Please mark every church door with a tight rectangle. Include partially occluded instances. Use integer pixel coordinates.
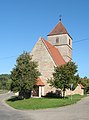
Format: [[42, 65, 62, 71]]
[[33, 86, 39, 96]]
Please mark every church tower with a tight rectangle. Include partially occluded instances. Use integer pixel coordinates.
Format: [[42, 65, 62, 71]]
[[47, 21, 72, 62]]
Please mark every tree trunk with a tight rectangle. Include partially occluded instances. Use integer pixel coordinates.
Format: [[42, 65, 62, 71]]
[[63, 87, 66, 98]]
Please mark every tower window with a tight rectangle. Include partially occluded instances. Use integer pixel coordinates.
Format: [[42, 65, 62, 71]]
[[56, 37, 59, 43], [69, 39, 71, 45]]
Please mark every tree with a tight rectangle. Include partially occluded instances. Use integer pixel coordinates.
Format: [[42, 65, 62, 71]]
[[11, 51, 40, 99], [0, 74, 11, 90], [48, 62, 79, 97], [79, 77, 89, 94]]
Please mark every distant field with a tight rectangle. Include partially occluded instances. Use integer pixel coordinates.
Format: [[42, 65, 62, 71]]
[[6, 94, 85, 110], [0, 90, 8, 94]]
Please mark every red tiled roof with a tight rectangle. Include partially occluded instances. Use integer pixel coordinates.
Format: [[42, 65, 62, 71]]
[[36, 78, 44, 86], [41, 37, 66, 66], [48, 21, 69, 36]]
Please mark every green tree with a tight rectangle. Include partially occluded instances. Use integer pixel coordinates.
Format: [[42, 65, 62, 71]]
[[6, 79, 12, 90], [48, 62, 79, 97], [0, 74, 11, 90], [11, 51, 40, 99], [79, 77, 89, 94]]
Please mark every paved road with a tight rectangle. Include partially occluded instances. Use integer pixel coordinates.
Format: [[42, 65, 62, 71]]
[[27, 96, 89, 120], [0, 93, 33, 120], [0, 93, 89, 120]]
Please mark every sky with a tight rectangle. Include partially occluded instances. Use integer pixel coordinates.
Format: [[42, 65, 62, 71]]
[[0, 0, 89, 78]]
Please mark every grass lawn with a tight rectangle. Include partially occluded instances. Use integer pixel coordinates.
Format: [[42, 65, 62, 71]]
[[6, 94, 85, 110]]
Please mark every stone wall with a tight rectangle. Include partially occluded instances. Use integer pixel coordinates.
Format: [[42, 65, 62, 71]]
[[65, 84, 84, 96], [31, 37, 56, 95]]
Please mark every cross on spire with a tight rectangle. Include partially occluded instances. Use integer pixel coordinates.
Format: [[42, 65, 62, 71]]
[[59, 15, 62, 21]]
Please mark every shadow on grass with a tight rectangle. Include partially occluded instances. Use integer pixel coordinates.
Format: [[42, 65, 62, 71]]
[[7, 90, 69, 102], [43, 91, 68, 99], [7, 96, 24, 102]]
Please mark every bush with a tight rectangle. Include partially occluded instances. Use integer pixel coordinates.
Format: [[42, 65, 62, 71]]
[[45, 90, 62, 98]]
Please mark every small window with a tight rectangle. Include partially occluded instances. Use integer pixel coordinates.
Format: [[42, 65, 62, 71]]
[[56, 37, 59, 43], [69, 39, 71, 45]]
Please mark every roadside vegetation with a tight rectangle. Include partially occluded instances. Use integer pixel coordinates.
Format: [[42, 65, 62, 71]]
[[0, 89, 8, 94], [79, 77, 89, 94], [6, 94, 85, 110], [0, 74, 11, 94]]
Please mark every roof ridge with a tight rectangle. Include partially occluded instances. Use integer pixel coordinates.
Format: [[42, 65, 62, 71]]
[[48, 21, 69, 36], [41, 37, 66, 66], [41, 38, 56, 65], [36, 77, 44, 86]]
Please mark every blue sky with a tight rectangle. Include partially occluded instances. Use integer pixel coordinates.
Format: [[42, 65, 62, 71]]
[[0, 0, 89, 78]]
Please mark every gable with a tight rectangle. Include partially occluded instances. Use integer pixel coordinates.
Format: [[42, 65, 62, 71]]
[[48, 21, 69, 36], [41, 37, 66, 66], [48, 21, 72, 39], [31, 37, 56, 74], [31, 37, 66, 67], [36, 78, 44, 86], [31, 37, 66, 94]]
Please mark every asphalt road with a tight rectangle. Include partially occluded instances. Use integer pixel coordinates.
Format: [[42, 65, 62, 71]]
[[0, 93, 89, 120], [0, 93, 33, 120]]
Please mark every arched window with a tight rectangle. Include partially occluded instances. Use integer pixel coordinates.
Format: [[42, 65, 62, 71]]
[[56, 37, 59, 43]]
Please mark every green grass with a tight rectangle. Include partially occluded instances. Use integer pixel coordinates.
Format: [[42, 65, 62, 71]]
[[6, 94, 85, 110]]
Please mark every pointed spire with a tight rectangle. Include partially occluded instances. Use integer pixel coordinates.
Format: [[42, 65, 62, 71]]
[[48, 21, 69, 36]]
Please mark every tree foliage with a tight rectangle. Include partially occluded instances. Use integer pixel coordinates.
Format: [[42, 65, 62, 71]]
[[11, 51, 40, 98], [79, 77, 89, 94], [0, 74, 11, 90], [48, 62, 79, 97]]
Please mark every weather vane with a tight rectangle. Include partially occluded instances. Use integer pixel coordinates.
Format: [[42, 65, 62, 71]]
[[59, 15, 62, 21]]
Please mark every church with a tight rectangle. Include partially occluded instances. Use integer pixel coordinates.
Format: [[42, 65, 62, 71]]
[[31, 21, 84, 97]]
